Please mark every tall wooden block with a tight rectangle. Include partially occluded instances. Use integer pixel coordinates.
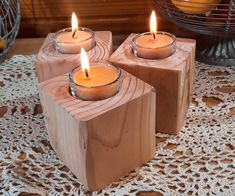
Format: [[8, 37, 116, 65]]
[[109, 34, 196, 135], [36, 31, 112, 83], [38, 70, 156, 191]]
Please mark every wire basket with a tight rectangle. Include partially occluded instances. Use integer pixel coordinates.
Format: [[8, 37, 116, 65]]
[[0, 0, 20, 64], [153, 0, 235, 66]]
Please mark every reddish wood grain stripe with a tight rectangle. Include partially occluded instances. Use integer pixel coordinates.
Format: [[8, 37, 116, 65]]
[[39, 71, 151, 122]]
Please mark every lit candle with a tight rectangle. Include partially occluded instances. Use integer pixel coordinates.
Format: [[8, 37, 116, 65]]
[[69, 48, 122, 101], [132, 10, 176, 59], [54, 12, 95, 54]]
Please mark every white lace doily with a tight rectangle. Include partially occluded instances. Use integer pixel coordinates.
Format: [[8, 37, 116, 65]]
[[0, 55, 234, 196]]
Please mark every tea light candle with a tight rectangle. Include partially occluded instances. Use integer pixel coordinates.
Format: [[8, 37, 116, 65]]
[[54, 12, 95, 54], [69, 48, 122, 101], [132, 10, 176, 59]]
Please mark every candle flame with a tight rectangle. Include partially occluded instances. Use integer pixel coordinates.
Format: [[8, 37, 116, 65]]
[[81, 48, 90, 78], [72, 12, 78, 35], [150, 10, 157, 35]]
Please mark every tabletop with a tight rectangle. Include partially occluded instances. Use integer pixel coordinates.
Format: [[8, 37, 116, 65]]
[[1, 37, 235, 195]]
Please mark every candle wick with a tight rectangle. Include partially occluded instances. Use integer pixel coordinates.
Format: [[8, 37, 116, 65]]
[[153, 33, 156, 39], [85, 69, 89, 78], [72, 29, 77, 38]]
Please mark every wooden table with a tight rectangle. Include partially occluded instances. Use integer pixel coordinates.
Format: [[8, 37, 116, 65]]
[[8, 38, 45, 58], [8, 35, 128, 58]]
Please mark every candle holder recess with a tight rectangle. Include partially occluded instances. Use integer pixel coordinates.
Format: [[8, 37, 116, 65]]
[[36, 31, 112, 83], [54, 27, 95, 54], [132, 31, 176, 59], [109, 34, 196, 135], [39, 70, 156, 191], [69, 63, 122, 101]]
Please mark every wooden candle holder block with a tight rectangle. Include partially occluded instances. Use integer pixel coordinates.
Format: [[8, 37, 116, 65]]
[[109, 34, 196, 135], [36, 31, 112, 83], [38, 70, 156, 191]]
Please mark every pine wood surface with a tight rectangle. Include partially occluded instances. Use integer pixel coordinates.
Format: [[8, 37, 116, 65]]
[[109, 34, 196, 135], [38, 70, 156, 191]]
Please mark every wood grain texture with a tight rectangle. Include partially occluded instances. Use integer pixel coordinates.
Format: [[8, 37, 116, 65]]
[[38, 70, 156, 191], [109, 34, 196, 135], [19, 0, 152, 37], [36, 31, 112, 83]]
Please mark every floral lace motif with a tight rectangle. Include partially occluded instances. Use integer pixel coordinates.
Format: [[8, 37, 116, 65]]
[[0, 55, 234, 195]]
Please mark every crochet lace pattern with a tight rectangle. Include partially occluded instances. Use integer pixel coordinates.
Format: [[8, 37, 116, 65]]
[[0, 55, 234, 195]]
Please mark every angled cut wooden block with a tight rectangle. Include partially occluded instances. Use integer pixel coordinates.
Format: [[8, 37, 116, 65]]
[[36, 31, 112, 83], [38, 70, 156, 191], [109, 34, 196, 135]]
